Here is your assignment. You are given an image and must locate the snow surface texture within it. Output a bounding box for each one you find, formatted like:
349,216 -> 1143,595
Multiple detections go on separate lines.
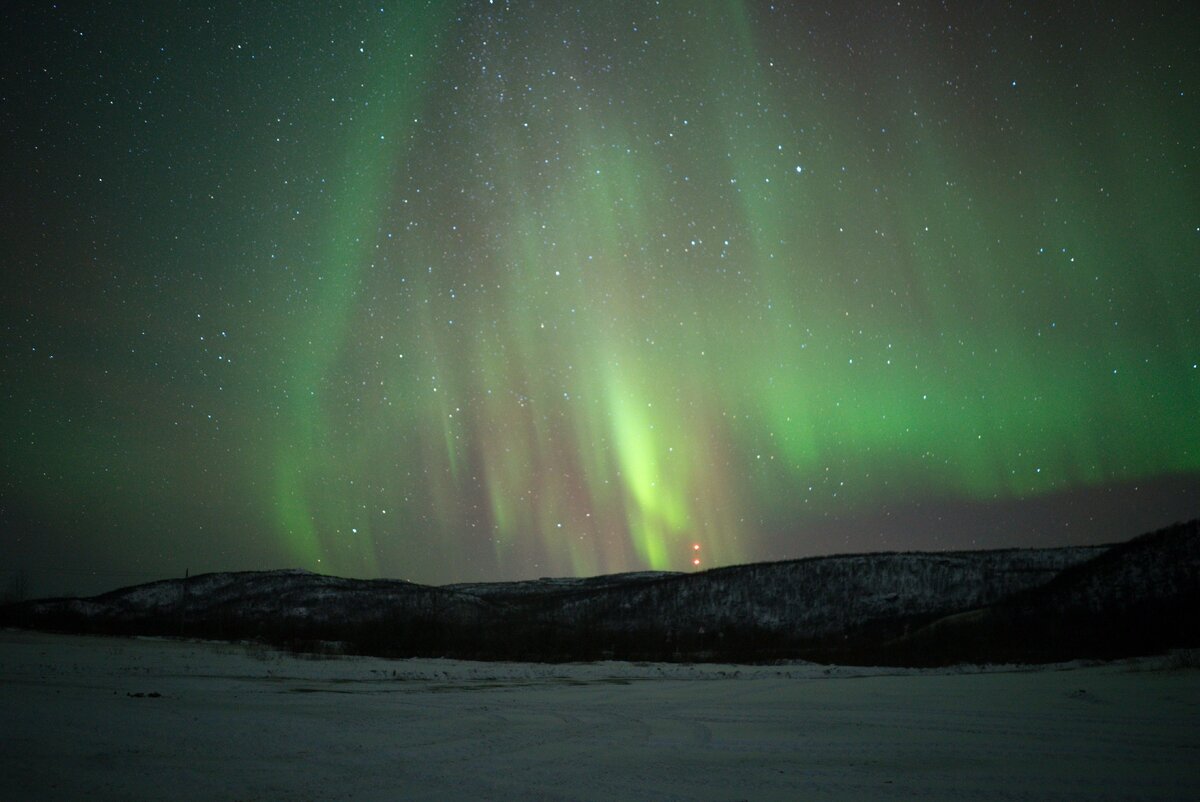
2,631 -> 1198,801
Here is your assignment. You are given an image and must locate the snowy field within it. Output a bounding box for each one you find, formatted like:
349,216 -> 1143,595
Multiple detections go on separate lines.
2,630 -> 1197,801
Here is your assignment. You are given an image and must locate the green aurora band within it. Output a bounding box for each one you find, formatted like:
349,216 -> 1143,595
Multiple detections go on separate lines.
2,1 -> 1197,587
272,2 -> 1198,577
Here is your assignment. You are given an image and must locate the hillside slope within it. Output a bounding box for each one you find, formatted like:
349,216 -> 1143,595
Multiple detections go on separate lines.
3,521 -> 1196,664
878,519 -> 1200,665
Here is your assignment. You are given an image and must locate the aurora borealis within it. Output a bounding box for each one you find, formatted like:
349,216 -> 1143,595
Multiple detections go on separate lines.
2,2 -> 1197,595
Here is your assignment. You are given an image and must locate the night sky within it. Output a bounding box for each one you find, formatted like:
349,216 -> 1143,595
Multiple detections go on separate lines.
2,1 -> 1197,596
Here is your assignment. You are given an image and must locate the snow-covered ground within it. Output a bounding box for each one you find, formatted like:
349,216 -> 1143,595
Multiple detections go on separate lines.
2,630 -> 1197,800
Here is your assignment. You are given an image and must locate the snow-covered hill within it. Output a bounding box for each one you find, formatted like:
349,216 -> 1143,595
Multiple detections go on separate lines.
3,520 -> 1197,665
883,519 -> 1200,665
538,546 -> 1106,640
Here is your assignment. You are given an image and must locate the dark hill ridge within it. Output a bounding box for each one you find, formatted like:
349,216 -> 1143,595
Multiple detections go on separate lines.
539,545 -> 1108,642
874,518 -> 1200,665
2,520 -> 1197,665
444,570 -> 681,602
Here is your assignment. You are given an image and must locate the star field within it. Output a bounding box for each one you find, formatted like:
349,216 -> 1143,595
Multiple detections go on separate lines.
2,1 -> 1197,594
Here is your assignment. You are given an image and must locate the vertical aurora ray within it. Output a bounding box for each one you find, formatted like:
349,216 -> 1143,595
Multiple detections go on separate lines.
270,4 -> 461,573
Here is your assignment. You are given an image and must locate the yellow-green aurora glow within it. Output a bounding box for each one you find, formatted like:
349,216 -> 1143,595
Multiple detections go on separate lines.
2,2 -> 1197,592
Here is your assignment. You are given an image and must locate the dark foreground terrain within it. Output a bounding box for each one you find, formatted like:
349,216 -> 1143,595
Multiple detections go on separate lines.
2,519 -> 1196,665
